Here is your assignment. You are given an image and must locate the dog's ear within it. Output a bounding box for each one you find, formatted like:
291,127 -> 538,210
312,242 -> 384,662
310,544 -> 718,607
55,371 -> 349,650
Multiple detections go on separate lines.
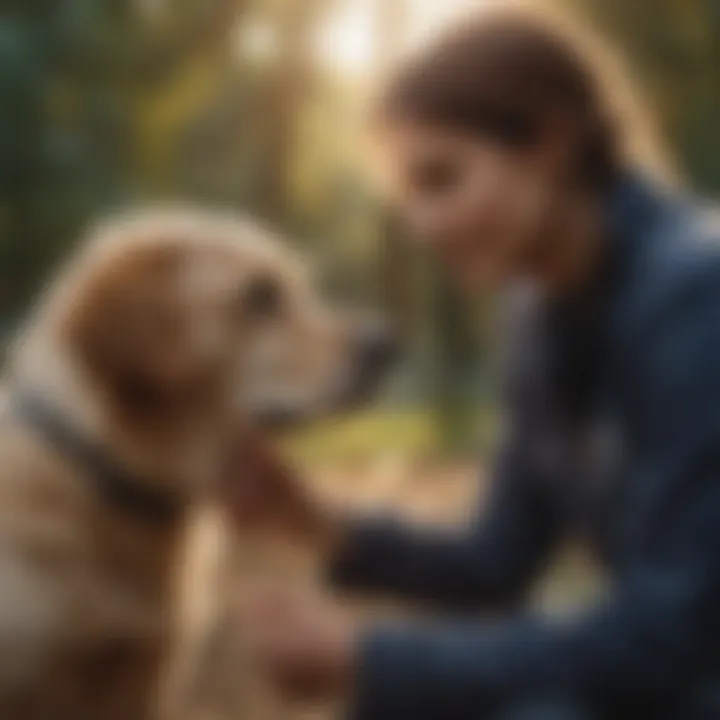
64,243 -> 197,410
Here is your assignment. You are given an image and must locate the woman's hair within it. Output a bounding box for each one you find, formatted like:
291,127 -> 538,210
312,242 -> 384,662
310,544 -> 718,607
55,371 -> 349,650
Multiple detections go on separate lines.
375,4 -> 671,188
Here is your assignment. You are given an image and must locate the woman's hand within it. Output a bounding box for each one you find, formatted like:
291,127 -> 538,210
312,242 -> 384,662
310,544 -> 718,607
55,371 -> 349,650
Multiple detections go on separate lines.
241,587 -> 360,702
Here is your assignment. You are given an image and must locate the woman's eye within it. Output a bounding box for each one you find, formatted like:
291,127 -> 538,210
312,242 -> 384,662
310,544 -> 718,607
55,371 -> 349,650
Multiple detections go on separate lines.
410,159 -> 461,195
241,275 -> 283,320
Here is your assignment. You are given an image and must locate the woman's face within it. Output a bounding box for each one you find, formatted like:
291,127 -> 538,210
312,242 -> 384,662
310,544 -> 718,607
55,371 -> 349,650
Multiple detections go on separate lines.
381,121 -> 561,291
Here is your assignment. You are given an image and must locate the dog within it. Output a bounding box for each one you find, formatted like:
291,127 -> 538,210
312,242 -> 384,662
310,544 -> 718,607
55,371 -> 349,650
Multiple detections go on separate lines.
0,208 -> 395,719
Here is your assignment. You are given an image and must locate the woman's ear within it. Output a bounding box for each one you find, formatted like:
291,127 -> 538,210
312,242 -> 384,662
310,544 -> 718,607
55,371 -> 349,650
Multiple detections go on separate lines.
63,243 -> 196,410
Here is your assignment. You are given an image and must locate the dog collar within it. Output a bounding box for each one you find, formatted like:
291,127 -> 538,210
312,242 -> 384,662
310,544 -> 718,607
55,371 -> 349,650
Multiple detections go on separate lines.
10,390 -> 186,525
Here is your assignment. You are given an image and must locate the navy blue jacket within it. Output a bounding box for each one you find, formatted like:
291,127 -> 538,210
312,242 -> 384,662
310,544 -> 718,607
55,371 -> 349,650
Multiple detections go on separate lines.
331,175 -> 720,719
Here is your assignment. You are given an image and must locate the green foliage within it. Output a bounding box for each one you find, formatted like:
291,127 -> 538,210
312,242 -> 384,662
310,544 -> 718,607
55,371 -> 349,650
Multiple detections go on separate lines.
564,0 -> 720,191
286,408 -> 497,465
0,0 -> 254,318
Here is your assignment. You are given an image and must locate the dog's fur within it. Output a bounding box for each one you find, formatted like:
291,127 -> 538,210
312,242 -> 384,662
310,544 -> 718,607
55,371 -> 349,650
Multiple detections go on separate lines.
0,209 -> 371,720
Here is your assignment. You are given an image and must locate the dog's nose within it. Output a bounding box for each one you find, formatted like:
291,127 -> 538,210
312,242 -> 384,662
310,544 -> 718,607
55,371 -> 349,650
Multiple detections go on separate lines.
356,322 -> 400,378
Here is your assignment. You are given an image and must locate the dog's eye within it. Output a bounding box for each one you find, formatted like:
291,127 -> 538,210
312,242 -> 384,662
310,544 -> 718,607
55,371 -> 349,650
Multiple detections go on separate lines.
241,275 -> 283,319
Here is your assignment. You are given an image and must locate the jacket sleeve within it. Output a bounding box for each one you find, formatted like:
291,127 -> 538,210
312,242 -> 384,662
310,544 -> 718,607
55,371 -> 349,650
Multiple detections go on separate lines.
349,271 -> 720,720
330,327 -> 561,610
329,434 -> 560,610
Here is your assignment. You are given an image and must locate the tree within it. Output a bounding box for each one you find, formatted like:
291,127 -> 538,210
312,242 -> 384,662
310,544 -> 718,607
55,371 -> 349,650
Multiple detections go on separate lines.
564,0 -> 720,191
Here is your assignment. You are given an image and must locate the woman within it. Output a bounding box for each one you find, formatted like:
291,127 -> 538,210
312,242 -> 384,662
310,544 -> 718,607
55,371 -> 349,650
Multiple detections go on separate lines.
237,7 -> 720,720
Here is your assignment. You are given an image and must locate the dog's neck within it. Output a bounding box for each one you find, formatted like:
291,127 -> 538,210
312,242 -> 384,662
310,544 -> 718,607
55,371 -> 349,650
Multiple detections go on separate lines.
9,327 -> 228,502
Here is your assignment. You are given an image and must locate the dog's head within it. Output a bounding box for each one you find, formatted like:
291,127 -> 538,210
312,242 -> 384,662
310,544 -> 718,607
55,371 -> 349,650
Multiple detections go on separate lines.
56,210 -> 396,433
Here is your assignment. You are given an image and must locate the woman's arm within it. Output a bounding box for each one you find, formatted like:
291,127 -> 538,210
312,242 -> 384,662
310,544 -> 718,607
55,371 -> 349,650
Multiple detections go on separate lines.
329,294 -> 560,610
224,416 -> 559,612
329,427 -> 561,611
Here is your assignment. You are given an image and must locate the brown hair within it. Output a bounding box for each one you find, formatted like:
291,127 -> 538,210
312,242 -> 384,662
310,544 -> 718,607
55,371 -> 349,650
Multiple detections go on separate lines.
375,5 -> 669,189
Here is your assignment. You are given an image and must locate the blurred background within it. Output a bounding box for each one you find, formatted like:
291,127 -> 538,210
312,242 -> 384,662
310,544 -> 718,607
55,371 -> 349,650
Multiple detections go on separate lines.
0,0 -> 718,466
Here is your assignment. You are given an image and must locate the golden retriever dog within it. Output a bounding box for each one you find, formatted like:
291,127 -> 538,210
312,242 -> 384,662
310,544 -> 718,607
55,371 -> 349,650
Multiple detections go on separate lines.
0,209 -> 395,720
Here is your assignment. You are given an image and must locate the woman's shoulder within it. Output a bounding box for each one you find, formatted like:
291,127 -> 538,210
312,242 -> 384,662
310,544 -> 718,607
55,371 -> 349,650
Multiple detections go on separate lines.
620,191 -> 720,334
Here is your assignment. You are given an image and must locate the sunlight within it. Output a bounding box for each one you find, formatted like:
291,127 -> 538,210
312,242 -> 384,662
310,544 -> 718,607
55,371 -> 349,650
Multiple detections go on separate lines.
407,0 -> 490,43
314,1 -> 376,76
315,0 -> 488,76
236,17 -> 278,63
